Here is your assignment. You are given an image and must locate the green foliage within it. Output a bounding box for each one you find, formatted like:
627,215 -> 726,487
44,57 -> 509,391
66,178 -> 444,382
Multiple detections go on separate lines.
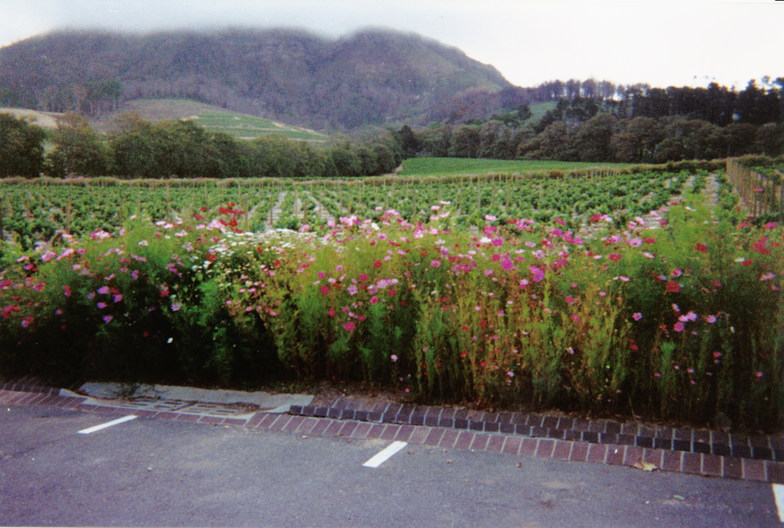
0,113 -> 46,177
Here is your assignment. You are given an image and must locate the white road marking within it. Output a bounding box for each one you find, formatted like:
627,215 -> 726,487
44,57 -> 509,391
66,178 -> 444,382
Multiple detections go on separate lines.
362,441 -> 408,468
77,415 -> 137,434
772,484 -> 784,522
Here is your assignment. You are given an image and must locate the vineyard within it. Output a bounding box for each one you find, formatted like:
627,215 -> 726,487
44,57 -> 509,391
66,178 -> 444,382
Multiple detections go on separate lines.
1,159 -> 783,431
1,167 -> 709,249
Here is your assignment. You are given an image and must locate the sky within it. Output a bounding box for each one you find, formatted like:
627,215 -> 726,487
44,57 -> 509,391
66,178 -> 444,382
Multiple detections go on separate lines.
0,0 -> 780,90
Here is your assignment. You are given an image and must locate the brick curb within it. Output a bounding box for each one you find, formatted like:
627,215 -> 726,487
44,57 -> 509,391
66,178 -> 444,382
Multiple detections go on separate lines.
288,401 -> 784,465
1,383 -> 781,484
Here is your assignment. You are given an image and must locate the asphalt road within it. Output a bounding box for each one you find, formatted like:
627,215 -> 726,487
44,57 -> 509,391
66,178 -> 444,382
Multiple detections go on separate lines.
0,404 -> 779,527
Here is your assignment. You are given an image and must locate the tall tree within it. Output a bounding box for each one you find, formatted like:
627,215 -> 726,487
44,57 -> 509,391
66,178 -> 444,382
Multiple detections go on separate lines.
47,113 -> 111,176
0,113 -> 46,177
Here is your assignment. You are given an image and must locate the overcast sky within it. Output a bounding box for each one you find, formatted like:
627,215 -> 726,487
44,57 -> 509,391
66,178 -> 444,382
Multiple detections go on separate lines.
0,0 -> 780,90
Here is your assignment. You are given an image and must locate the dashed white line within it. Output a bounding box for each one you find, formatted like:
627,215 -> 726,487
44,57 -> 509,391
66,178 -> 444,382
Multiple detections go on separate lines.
362,441 -> 408,468
78,415 -> 137,434
772,484 -> 784,522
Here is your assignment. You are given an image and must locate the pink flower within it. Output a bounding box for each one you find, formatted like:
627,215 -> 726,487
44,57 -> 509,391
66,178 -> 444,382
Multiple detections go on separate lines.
570,314 -> 581,323
484,269 -> 493,276
666,281 -> 681,293
565,296 -> 575,304
344,321 -> 355,332
320,285 -> 330,295
327,309 -> 336,318
358,273 -> 368,282
706,315 -> 716,323
97,302 -> 107,309
671,268 -> 683,277
485,214 -> 497,222
318,272 -> 326,279
633,312 -> 643,321
63,285 -> 71,297
21,316 -> 33,328
431,260 -> 440,267
756,371 -> 764,378
370,296 -> 379,305
619,276 -> 630,282
113,294 -> 123,303
103,315 -> 113,324
528,266 -> 545,282
391,354 -> 398,362
98,286 -> 110,295
674,322 -> 684,332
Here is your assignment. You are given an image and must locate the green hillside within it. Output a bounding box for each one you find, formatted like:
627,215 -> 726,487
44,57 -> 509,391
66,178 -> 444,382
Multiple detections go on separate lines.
92,99 -> 328,141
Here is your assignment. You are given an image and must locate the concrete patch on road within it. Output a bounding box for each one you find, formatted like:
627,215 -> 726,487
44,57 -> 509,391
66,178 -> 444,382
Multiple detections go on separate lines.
76,382 -> 313,414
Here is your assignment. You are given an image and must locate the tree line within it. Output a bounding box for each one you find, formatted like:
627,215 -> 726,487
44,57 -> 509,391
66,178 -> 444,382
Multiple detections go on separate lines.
0,112 -> 401,178
527,78 -> 783,125
399,96 -> 783,164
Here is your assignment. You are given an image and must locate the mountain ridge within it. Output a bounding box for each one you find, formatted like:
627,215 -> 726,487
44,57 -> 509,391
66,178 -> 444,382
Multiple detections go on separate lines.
0,27 -> 520,130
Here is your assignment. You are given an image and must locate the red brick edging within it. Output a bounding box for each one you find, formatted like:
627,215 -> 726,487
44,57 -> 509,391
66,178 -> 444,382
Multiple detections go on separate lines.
0,387 -> 781,484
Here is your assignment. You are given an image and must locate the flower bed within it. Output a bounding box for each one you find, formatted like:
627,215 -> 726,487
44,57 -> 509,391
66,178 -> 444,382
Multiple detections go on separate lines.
1,192 -> 782,431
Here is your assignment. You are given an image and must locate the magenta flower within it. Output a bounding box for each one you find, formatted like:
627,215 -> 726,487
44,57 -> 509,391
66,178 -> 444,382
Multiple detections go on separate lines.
98,286 -> 110,295
113,294 -> 123,303
431,260 -> 440,267
528,266 -> 545,282
565,296 -> 575,304
320,285 -> 330,295
344,321 -> 355,332
674,322 -> 684,332
103,315 -> 113,324
370,296 -> 379,305
391,354 -> 398,362
97,302 -> 107,309
706,315 -> 717,323
63,285 -> 71,297
348,285 -> 358,296
633,313 -> 643,321
318,271 -> 326,279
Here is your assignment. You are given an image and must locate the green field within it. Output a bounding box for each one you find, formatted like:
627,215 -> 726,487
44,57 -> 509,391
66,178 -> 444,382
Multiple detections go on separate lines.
397,157 -> 634,177
189,113 -> 328,142
93,99 -> 329,142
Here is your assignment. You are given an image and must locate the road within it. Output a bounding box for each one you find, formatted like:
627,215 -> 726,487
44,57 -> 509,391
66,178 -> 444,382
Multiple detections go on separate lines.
0,404 -> 779,527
